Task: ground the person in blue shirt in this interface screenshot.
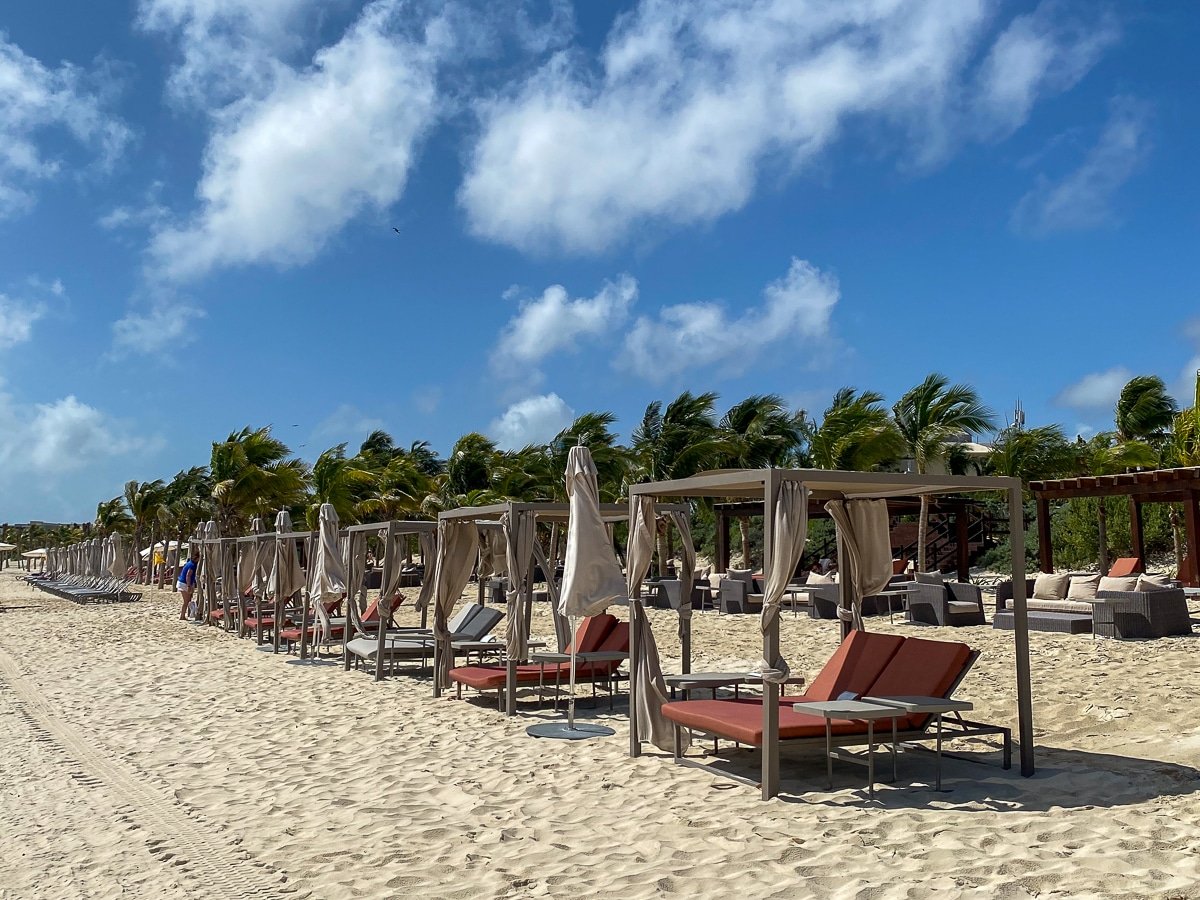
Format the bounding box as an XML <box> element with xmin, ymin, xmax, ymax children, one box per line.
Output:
<box><xmin>177</xmin><ymin>550</ymin><xmax>200</xmax><ymax>620</ymax></box>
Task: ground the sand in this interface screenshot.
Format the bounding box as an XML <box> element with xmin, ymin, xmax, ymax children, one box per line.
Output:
<box><xmin>2</xmin><ymin>573</ymin><xmax>1200</xmax><ymax>900</ymax></box>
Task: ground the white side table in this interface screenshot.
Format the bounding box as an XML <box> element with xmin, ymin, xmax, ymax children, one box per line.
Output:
<box><xmin>862</xmin><ymin>695</ymin><xmax>974</xmax><ymax>790</ymax></box>
<box><xmin>797</xmin><ymin>700</ymin><xmax>905</xmax><ymax>799</ymax></box>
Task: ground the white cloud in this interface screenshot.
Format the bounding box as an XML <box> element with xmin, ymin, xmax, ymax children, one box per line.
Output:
<box><xmin>1012</xmin><ymin>96</ymin><xmax>1149</xmax><ymax>235</ymax></box>
<box><xmin>461</xmin><ymin>0</ymin><xmax>1117</xmax><ymax>254</ymax></box>
<box><xmin>974</xmin><ymin>3</ymin><xmax>1118</xmax><ymax>140</ymax></box>
<box><xmin>412</xmin><ymin>386</ymin><xmax>442</xmax><ymax>415</ymax></box>
<box><xmin>492</xmin><ymin>275</ymin><xmax>637</xmax><ymax>380</ymax></box>
<box><xmin>622</xmin><ymin>257</ymin><xmax>838</xmax><ymax>382</ymax></box>
<box><xmin>111</xmin><ymin>300</ymin><xmax>206</xmax><ymax>353</ymax></box>
<box><xmin>1056</xmin><ymin>366</ymin><xmax>1131</xmax><ymax>410</ymax></box>
<box><xmin>148</xmin><ymin>0</ymin><xmax>440</xmax><ymax>281</ymax></box>
<box><xmin>0</xmin><ymin>293</ymin><xmax>46</xmax><ymax>350</ymax></box>
<box><xmin>0</xmin><ymin>34</ymin><xmax>130</xmax><ymax>218</ymax></box>
<box><xmin>136</xmin><ymin>0</ymin><xmax>323</xmax><ymax>107</ymax></box>
<box><xmin>0</xmin><ymin>385</ymin><xmax>155</xmax><ymax>477</ymax></box>
<box><xmin>489</xmin><ymin>393</ymin><xmax>574</xmax><ymax>450</ymax></box>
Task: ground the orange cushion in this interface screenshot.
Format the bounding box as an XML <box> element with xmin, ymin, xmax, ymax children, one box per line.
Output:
<box><xmin>799</xmin><ymin>631</ymin><xmax>905</xmax><ymax>702</ymax></box>
<box><xmin>863</xmin><ymin>637</ymin><xmax>971</xmax><ymax>728</ymax></box>
<box><xmin>570</xmin><ymin>614</ymin><xmax>617</xmax><ymax>654</ymax></box>
<box><xmin>450</xmin><ymin>662</ymin><xmax>576</xmax><ymax>690</ymax></box>
<box><xmin>662</xmin><ymin>699</ymin><xmax>867</xmax><ymax>746</ymax></box>
<box><xmin>1107</xmin><ymin>557</ymin><xmax>1143</xmax><ymax>577</ymax></box>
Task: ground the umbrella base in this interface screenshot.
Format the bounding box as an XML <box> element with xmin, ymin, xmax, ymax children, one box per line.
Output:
<box><xmin>526</xmin><ymin>723</ymin><xmax>616</xmax><ymax>741</ymax></box>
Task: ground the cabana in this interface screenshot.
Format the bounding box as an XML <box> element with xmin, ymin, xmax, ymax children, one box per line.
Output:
<box><xmin>627</xmin><ymin>468</ymin><xmax>1033</xmax><ymax>800</ymax></box>
<box><xmin>341</xmin><ymin>519</ymin><xmax>437</xmax><ymax>679</ymax></box>
<box><xmin>432</xmin><ymin>501</ymin><xmax>687</xmax><ymax>714</ymax></box>
<box><xmin>1030</xmin><ymin>466</ymin><xmax>1200</xmax><ymax>585</ymax></box>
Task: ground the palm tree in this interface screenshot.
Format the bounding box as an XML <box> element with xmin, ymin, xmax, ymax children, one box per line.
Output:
<box><xmin>445</xmin><ymin>433</ymin><xmax>497</xmax><ymax>496</ymax></box>
<box><xmin>210</xmin><ymin>426</ymin><xmax>310</xmax><ymax>534</ymax></box>
<box><xmin>161</xmin><ymin>467</ymin><xmax>212</xmax><ymax>590</ymax></box>
<box><xmin>633</xmin><ymin>391</ymin><xmax>733</xmax><ymax>571</ymax></box>
<box><xmin>94</xmin><ymin>497</ymin><xmax>133</xmax><ymax>535</ymax></box>
<box><xmin>809</xmin><ymin>388</ymin><xmax>905</xmax><ymax>472</ymax></box>
<box><xmin>1073</xmin><ymin>433</ymin><xmax>1157</xmax><ymax>571</ymax></box>
<box><xmin>306</xmin><ymin>443</ymin><xmax>377</xmax><ymax>528</ymax></box>
<box><xmin>124</xmin><ymin>479</ymin><xmax>166</xmax><ymax>584</ymax></box>
<box><xmin>893</xmin><ymin>374</ymin><xmax>996</xmax><ymax>571</ymax></box>
<box><xmin>719</xmin><ymin>394</ymin><xmax>805</xmax><ymax>565</ymax></box>
<box><xmin>547</xmin><ymin>412</ymin><xmax>630</xmax><ymax>502</ymax></box>
<box><xmin>987</xmin><ymin>424</ymin><xmax>1077</xmax><ymax>484</ymax></box>
<box><xmin>1115</xmin><ymin>375</ymin><xmax>1178</xmax><ymax>447</ymax></box>
<box><xmin>1170</xmin><ymin>371</ymin><xmax>1200</xmax><ymax>467</ymax></box>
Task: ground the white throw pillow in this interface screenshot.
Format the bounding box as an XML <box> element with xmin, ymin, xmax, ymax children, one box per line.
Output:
<box><xmin>1098</xmin><ymin>575</ymin><xmax>1139</xmax><ymax>593</ymax></box>
<box><xmin>806</xmin><ymin>572</ymin><xmax>834</xmax><ymax>585</ymax></box>
<box><xmin>1135</xmin><ymin>574</ymin><xmax>1171</xmax><ymax>592</ymax></box>
<box><xmin>1066</xmin><ymin>574</ymin><xmax>1100</xmax><ymax>600</ymax></box>
<box><xmin>1032</xmin><ymin>572</ymin><xmax>1070</xmax><ymax>601</ymax></box>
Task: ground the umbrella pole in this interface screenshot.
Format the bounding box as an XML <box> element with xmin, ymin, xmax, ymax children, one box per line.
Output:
<box><xmin>568</xmin><ymin>615</ymin><xmax>577</xmax><ymax>730</ymax></box>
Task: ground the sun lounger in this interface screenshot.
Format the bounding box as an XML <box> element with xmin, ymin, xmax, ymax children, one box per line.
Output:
<box><xmin>344</xmin><ymin>604</ymin><xmax>504</xmax><ymax>674</ymax></box>
<box><xmin>661</xmin><ymin>631</ymin><xmax>1010</xmax><ymax>792</ymax></box>
<box><xmin>449</xmin><ymin>614</ymin><xmax>628</xmax><ymax>710</ymax></box>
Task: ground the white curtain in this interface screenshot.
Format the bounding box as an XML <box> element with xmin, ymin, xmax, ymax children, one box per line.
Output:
<box><xmin>414</xmin><ymin>530</ymin><xmax>437</xmax><ymax>615</ymax></box>
<box><xmin>432</xmin><ymin>520</ymin><xmax>480</xmax><ymax>687</ymax></box>
<box><xmin>824</xmin><ymin>498</ymin><xmax>892</xmax><ymax>632</ymax></box>
<box><xmin>753</xmin><ymin>482</ymin><xmax>810</xmax><ymax>683</ymax></box>
<box><xmin>627</xmin><ymin>496</ymin><xmax>674</xmax><ymax>752</ymax></box>
<box><xmin>502</xmin><ymin>512</ymin><xmax>536</xmax><ymax>660</ymax></box>
<box><xmin>308</xmin><ymin>504</ymin><xmax>347</xmax><ymax>648</ymax></box>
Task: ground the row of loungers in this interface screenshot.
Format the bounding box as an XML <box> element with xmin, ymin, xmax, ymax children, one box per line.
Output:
<box><xmin>662</xmin><ymin>631</ymin><xmax>1010</xmax><ymax>786</ymax></box>
<box><xmin>24</xmin><ymin>571</ymin><xmax>141</xmax><ymax>604</ymax></box>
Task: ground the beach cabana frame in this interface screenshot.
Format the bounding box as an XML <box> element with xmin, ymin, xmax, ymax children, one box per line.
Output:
<box><xmin>628</xmin><ymin>468</ymin><xmax>1033</xmax><ymax>800</ymax></box>
<box><xmin>434</xmin><ymin>501</ymin><xmax>687</xmax><ymax>714</ymax></box>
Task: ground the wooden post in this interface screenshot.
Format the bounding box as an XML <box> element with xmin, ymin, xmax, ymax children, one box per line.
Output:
<box><xmin>628</xmin><ymin>494</ymin><xmax>641</xmax><ymax>758</ymax></box>
<box><xmin>761</xmin><ymin>470</ymin><xmax>780</xmax><ymax>801</ymax></box>
<box><xmin>1035</xmin><ymin>496</ymin><xmax>1053</xmax><ymax>573</ymax></box>
<box><xmin>1009</xmin><ymin>485</ymin><xmax>1035</xmax><ymax>777</ymax></box>
<box><xmin>376</xmin><ymin>522</ymin><xmax>397</xmax><ymax>681</ymax></box>
<box><xmin>1129</xmin><ymin>498</ymin><xmax>1146</xmax><ymax>568</ymax></box>
<box><xmin>715</xmin><ymin>508</ymin><xmax>730</xmax><ymax>573</ymax></box>
<box><xmin>955</xmin><ymin>507</ymin><xmax>970</xmax><ymax>582</ymax></box>
<box><xmin>1185</xmin><ymin>491</ymin><xmax>1200</xmax><ymax>589</ymax></box>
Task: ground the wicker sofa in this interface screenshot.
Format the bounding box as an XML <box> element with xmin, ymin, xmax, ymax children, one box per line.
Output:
<box><xmin>1093</xmin><ymin>587</ymin><xmax>1192</xmax><ymax>638</ymax></box>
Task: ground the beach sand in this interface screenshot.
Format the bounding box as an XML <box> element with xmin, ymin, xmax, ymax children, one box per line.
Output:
<box><xmin>2</xmin><ymin>573</ymin><xmax>1200</xmax><ymax>899</ymax></box>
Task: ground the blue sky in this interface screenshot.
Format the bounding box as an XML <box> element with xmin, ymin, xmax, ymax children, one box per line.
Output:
<box><xmin>0</xmin><ymin>0</ymin><xmax>1197</xmax><ymax>522</ymax></box>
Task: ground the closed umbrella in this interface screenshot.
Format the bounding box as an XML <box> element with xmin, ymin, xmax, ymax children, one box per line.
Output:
<box><xmin>200</xmin><ymin>522</ymin><xmax>220</xmax><ymax>623</ymax></box>
<box><xmin>269</xmin><ymin>511</ymin><xmax>304</xmax><ymax>653</ymax></box>
<box><xmin>108</xmin><ymin>533</ymin><xmax>127</xmax><ymax>579</ymax></box>
<box><xmin>305</xmin><ymin>504</ymin><xmax>347</xmax><ymax>657</ymax></box>
<box><xmin>530</xmin><ymin>446</ymin><xmax>626</xmax><ymax>740</ymax></box>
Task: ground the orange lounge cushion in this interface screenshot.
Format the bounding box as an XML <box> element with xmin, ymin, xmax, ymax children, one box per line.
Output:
<box><xmin>865</xmin><ymin>636</ymin><xmax>970</xmax><ymax>729</ymax></box>
<box><xmin>279</xmin><ymin>624</ymin><xmax>345</xmax><ymax>640</ymax></box>
<box><xmin>450</xmin><ymin>663</ymin><xmax>569</xmax><ymax>690</ymax></box>
<box><xmin>662</xmin><ymin>699</ymin><xmax>867</xmax><ymax>746</ymax></box>
<box><xmin>1107</xmin><ymin>557</ymin><xmax>1143</xmax><ymax>578</ymax></box>
<box><xmin>571</xmin><ymin>614</ymin><xmax>617</xmax><ymax>653</ymax></box>
<box><xmin>799</xmin><ymin>631</ymin><xmax>905</xmax><ymax>702</ymax></box>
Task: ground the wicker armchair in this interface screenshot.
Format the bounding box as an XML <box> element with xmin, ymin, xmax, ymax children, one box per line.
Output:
<box><xmin>1093</xmin><ymin>588</ymin><xmax>1193</xmax><ymax>639</ymax></box>
<box><xmin>905</xmin><ymin>580</ymin><xmax>986</xmax><ymax>626</ymax></box>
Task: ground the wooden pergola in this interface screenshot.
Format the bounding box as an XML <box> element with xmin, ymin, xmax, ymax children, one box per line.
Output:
<box><xmin>1029</xmin><ymin>467</ymin><xmax>1200</xmax><ymax>585</ymax></box>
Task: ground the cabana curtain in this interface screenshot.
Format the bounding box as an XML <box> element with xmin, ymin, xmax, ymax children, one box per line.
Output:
<box><xmin>753</xmin><ymin>481</ymin><xmax>810</xmax><ymax>684</ymax></box>
<box><xmin>502</xmin><ymin>511</ymin><xmax>536</xmax><ymax>661</ymax></box>
<box><xmin>824</xmin><ymin>498</ymin><xmax>892</xmax><ymax>632</ymax></box>
<box><xmin>432</xmin><ymin>519</ymin><xmax>479</xmax><ymax>687</ymax></box>
<box><xmin>415</xmin><ymin>530</ymin><xmax>437</xmax><ymax>614</ymax></box>
<box><xmin>627</xmin><ymin>496</ymin><xmax>675</xmax><ymax>752</ymax></box>
<box><xmin>308</xmin><ymin>504</ymin><xmax>347</xmax><ymax>649</ymax></box>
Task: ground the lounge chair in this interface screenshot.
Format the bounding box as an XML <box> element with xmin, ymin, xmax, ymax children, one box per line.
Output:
<box><xmin>661</xmin><ymin>632</ymin><xmax>1010</xmax><ymax>792</ymax></box>
<box><xmin>344</xmin><ymin>603</ymin><xmax>504</xmax><ymax>674</ymax></box>
<box><xmin>903</xmin><ymin>579</ymin><xmax>986</xmax><ymax>626</ymax></box>
<box><xmin>450</xmin><ymin>614</ymin><xmax>628</xmax><ymax>710</ymax></box>
<box><xmin>1107</xmin><ymin>557</ymin><xmax>1143</xmax><ymax>578</ymax></box>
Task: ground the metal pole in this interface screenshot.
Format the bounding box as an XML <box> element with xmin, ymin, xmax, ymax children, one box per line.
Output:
<box><xmin>1009</xmin><ymin>484</ymin><xmax>1035</xmax><ymax>777</ymax></box>
<box><xmin>761</xmin><ymin>469</ymin><xmax>780</xmax><ymax>800</ymax></box>
<box><xmin>628</xmin><ymin>494</ymin><xmax>641</xmax><ymax>758</ymax></box>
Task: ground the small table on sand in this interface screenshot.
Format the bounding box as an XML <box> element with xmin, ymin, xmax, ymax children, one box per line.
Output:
<box><xmin>871</xmin><ymin>589</ymin><xmax>911</xmax><ymax>624</ymax></box>
<box><xmin>532</xmin><ymin>651</ymin><xmax>629</xmax><ymax>709</ymax></box>
<box><xmin>782</xmin><ymin>586</ymin><xmax>809</xmax><ymax>617</ymax></box>
<box><xmin>664</xmin><ymin>672</ymin><xmax>746</xmax><ymax>700</ymax></box>
<box><xmin>862</xmin><ymin>695</ymin><xmax>973</xmax><ymax>791</ymax></box>
<box><xmin>797</xmin><ymin>700</ymin><xmax>906</xmax><ymax>800</ymax></box>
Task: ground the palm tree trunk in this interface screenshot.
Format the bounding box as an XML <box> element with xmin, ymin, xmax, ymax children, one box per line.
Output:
<box><xmin>1171</xmin><ymin>505</ymin><xmax>1184</xmax><ymax>577</ymax></box>
<box><xmin>173</xmin><ymin>526</ymin><xmax>186</xmax><ymax>591</ymax></box>
<box><xmin>1097</xmin><ymin>499</ymin><xmax>1109</xmax><ymax>573</ymax></box>
<box><xmin>739</xmin><ymin>517</ymin><xmax>751</xmax><ymax>570</ymax></box>
<box><xmin>133</xmin><ymin>526</ymin><xmax>143</xmax><ymax>583</ymax></box>
<box><xmin>655</xmin><ymin>521</ymin><xmax>668</xmax><ymax>578</ymax></box>
<box><xmin>917</xmin><ymin>495</ymin><xmax>930</xmax><ymax>572</ymax></box>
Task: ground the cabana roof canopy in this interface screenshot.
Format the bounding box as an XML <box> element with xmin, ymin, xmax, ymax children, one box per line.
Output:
<box><xmin>630</xmin><ymin>468</ymin><xmax>1017</xmax><ymax>499</ymax></box>
<box><xmin>438</xmin><ymin>502</ymin><xmax>639</xmax><ymax>524</ymax></box>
